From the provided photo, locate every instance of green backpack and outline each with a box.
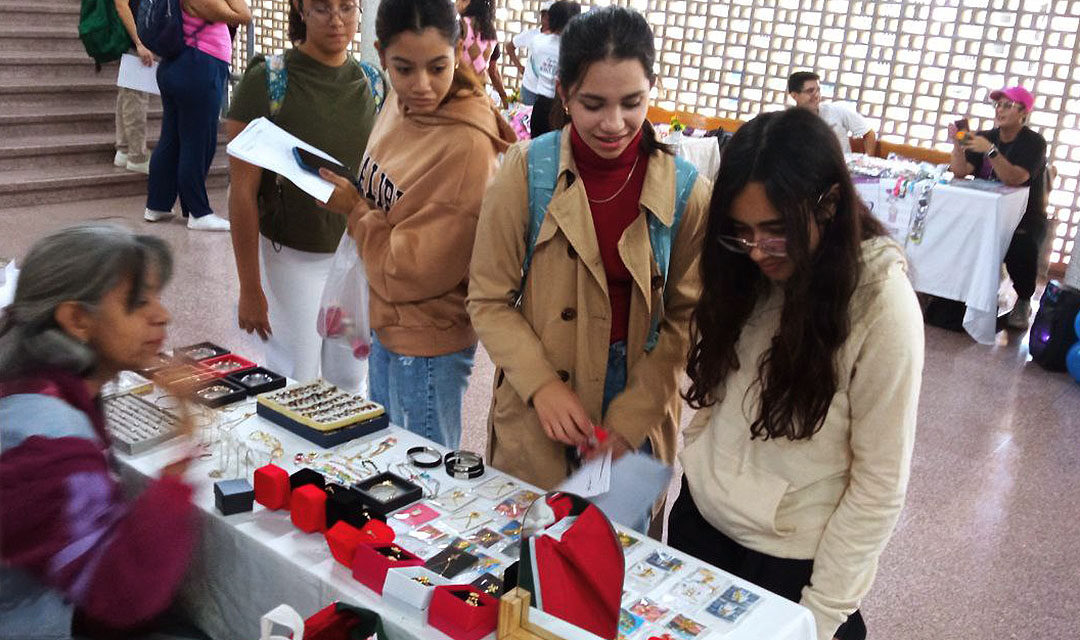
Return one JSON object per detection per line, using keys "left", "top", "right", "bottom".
{"left": 79, "top": 0, "right": 133, "bottom": 70}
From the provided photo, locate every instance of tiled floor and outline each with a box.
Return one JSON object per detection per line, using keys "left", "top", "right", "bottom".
{"left": 2, "top": 190, "right": 1078, "bottom": 639}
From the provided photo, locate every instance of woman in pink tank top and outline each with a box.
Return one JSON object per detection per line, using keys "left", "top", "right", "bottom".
{"left": 455, "top": 0, "right": 508, "bottom": 106}
{"left": 145, "top": 0, "right": 250, "bottom": 232}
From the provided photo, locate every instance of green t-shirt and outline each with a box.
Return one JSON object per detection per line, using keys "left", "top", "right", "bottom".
{"left": 228, "top": 48, "right": 378, "bottom": 253}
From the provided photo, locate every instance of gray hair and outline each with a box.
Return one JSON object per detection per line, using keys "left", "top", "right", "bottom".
{"left": 0, "top": 224, "right": 173, "bottom": 378}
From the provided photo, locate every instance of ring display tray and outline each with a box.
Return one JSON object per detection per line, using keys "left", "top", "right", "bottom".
{"left": 256, "top": 380, "right": 389, "bottom": 448}
{"left": 104, "top": 393, "right": 182, "bottom": 455}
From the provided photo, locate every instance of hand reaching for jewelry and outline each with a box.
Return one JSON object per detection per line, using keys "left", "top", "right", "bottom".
{"left": 531, "top": 379, "right": 594, "bottom": 447}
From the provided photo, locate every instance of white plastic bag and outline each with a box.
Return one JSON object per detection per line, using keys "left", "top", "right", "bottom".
{"left": 316, "top": 233, "right": 371, "bottom": 360}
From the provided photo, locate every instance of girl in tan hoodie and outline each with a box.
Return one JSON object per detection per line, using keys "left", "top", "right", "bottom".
{"left": 320, "top": 0, "right": 515, "bottom": 447}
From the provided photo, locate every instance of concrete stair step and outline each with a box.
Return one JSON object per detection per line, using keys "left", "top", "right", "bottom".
{"left": 0, "top": 26, "right": 84, "bottom": 53}
{"left": 0, "top": 2, "right": 81, "bottom": 30}
{"left": 0, "top": 161, "right": 229, "bottom": 209}
{"left": 0, "top": 77, "right": 132, "bottom": 109}
{"left": 0, "top": 52, "right": 109, "bottom": 81}
{"left": 0, "top": 104, "right": 164, "bottom": 139}
{"left": 0, "top": 129, "right": 228, "bottom": 172}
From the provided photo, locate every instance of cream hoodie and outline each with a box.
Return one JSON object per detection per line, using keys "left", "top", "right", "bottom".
{"left": 349, "top": 88, "right": 515, "bottom": 357}
{"left": 680, "top": 237, "right": 924, "bottom": 640}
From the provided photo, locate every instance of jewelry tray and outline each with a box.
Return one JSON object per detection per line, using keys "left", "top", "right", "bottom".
{"left": 255, "top": 380, "right": 389, "bottom": 448}
{"left": 104, "top": 393, "right": 182, "bottom": 455}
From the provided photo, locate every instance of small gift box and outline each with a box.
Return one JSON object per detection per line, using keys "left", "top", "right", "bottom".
{"left": 174, "top": 341, "right": 229, "bottom": 362}
{"left": 325, "top": 484, "right": 381, "bottom": 529}
{"left": 227, "top": 366, "right": 286, "bottom": 395}
{"left": 214, "top": 478, "right": 254, "bottom": 515}
{"left": 427, "top": 585, "right": 498, "bottom": 640}
{"left": 201, "top": 353, "right": 258, "bottom": 378}
{"left": 290, "top": 468, "right": 326, "bottom": 491}
{"left": 325, "top": 520, "right": 396, "bottom": 568}
{"left": 290, "top": 484, "right": 328, "bottom": 533}
{"left": 352, "top": 472, "right": 423, "bottom": 518}
{"left": 350, "top": 543, "right": 423, "bottom": 594}
{"left": 253, "top": 464, "right": 290, "bottom": 510}
{"left": 382, "top": 566, "right": 447, "bottom": 611}
{"left": 192, "top": 378, "right": 247, "bottom": 409}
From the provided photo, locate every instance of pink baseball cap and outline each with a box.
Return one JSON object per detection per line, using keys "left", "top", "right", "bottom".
{"left": 990, "top": 86, "right": 1034, "bottom": 111}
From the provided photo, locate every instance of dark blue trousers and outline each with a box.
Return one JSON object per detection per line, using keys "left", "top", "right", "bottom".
{"left": 147, "top": 47, "right": 228, "bottom": 218}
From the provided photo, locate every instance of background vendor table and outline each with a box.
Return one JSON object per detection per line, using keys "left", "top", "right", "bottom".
{"left": 115, "top": 392, "right": 815, "bottom": 640}
{"left": 855, "top": 177, "right": 1029, "bottom": 344}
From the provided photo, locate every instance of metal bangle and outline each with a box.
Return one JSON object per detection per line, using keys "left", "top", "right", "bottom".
{"left": 444, "top": 450, "right": 485, "bottom": 479}
{"left": 407, "top": 446, "right": 443, "bottom": 468}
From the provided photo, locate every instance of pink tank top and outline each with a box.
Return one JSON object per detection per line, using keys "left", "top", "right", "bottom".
{"left": 461, "top": 17, "right": 495, "bottom": 76}
{"left": 182, "top": 12, "right": 232, "bottom": 63}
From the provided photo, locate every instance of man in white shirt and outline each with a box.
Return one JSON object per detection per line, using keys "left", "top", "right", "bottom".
{"left": 788, "top": 71, "right": 877, "bottom": 156}
{"left": 507, "top": 1, "right": 552, "bottom": 105}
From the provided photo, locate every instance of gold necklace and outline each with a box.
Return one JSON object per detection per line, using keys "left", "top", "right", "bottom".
{"left": 587, "top": 154, "right": 641, "bottom": 204}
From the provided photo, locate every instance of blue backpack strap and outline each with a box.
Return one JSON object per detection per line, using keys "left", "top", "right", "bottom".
{"left": 644, "top": 155, "right": 698, "bottom": 351}
{"left": 265, "top": 53, "right": 287, "bottom": 119}
{"left": 517, "top": 130, "right": 562, "bottom": 306}
{"left": 358, "top": 60, "right": 387, "bottom": 113}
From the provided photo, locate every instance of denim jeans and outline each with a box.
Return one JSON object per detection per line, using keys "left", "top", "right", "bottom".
{"left": 520, "top": 86, "right": 538, "bottom": 105}
{"left": 147, "top": 46, "right": 228, "bottom": 218}
{"left": 601, "top": 341, "right": 655, "bottom": 534}
{"left": 368, "top": 334, "right": 476, "bottom": 448}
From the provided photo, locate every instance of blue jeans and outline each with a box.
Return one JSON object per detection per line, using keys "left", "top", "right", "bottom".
{"left": 147, "top": 47, "right": 228, "bottom": 218}
{"left": 602, "top": 340, "right": 655, "bottom": 534}
{"left": 520, "top": 86, "right": 538, "bottom": 106}
{"left": 368, "top": 334, "right": 476, "bottom": 448}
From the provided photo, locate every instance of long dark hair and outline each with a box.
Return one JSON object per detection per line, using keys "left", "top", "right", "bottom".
{"left": 684, "top": 108, "right": 886, "bottom": 440}
{"left": 376, "top": 0, "right": 478, "bottom": 96}
{"left": 289, "top": 0, "right": 306, "bottom": 43}
{"left": 460, "top": 0, "right": 496, "bottom": 41}
{"left": 551, "top": 6, "right": 670, "bottom": 156}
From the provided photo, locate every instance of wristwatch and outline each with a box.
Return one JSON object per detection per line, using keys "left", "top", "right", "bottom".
{"left": 986, "top": 145, "right": 999, "bottom": 159}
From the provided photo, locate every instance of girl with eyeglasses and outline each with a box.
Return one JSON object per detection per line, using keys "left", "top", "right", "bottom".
{"left": 227, "top": 0, "right": 381, "bottom": 388}
{"left": 670, "top": 108, "right": 924, "bottom": 640}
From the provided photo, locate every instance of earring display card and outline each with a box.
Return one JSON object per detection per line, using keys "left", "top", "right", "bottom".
{"left": 353, "top": 472, "right": 423, "bottom": 517}
{"left": 192, "top": 378, "right": 247, "bottom": 409}
{"left": 474, "top": 477, "right": 518, "bottom": 501}
{"left": 391, "top": 503, "right": 440, "bottom": 528}
{"left": 104, "top": 393, "right": 182, "bottom": 455}
{"left": 424, "top": 545, "right": 479, "bottom": 579}
{"left": 175, "top": 341, "right": 230, "bottom": 362}
{"left": 469, "top": 572, "right": 504, "bottom": 598}
{"left": 431, "top": 488, "right": 476, "bottom": 513}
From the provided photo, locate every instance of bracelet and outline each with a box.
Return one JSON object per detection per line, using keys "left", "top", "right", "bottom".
{"left": 987, "top": 145, "right": 999, "bottom": 159}
{"left": 444, "top": 450, "right": 485, "bottom": 479}
{"left": 406, "top": 446, "right": 443, "bottom": 469}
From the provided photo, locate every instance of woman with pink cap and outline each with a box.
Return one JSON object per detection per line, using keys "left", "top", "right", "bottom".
{"left": 948, "top": 85, "right": 1048, "bottom": 330}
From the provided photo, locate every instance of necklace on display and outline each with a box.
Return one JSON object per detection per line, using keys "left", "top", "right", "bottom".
{"left": 587, "top": 154, "right": 641, "bottom": 204}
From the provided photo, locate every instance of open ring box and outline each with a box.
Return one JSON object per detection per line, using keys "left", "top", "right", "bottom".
{"left": 350, "top": 543, "right": 424, "bottom": 594}
{"left": 382, "top": 566, "right": 448, "bottom": 612}
{"left": 202, "top": 353, "right": 258, "bottom": 378}
{"left": 352, "top": 472, "right": 423, "bottom": 518}
{"left": 427, "top": 585, "right": 499, "bottom": 640}
{"left": 175, "top": 341, "right": 230, "bottom": 363}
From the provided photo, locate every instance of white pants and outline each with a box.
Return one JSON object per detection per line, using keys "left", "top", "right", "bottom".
{"left": 258, "top": 235, "right": 366, "bottom": 392}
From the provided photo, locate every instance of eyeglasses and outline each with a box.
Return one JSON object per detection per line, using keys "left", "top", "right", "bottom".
{"left": 306, "top": 2, "right": 359, "bottom": 23}
{"left": 716, "top": 234, "right": 788, "bottom": 257}
{"left": 799, "top": 86, "right": 821, "bottom": 96}
{"left": 994, "top": 100, "right": 1018, "bottom": 111}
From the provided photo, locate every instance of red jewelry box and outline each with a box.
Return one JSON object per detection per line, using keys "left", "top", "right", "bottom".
{"left": 201, "top": 353, "right": 258, "bottom": 378}
{"left": 324, "top": 520, "right": 394, "bottom": 568}
{"left": 427, "top": 585, "right": 499, "bottom": 640}
{"left": 350, "top": 543, "right": 423, "bottom": 594}
{"left": 253, "top": 464, "right": 290, "bottom": 510}
{"left": 290, "top": 484, "right": 328, "bottom": 533}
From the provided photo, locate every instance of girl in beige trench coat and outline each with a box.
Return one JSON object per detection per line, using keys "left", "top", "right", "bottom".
{"left": 467, "top": 6, "right": 711, "bottom": 533}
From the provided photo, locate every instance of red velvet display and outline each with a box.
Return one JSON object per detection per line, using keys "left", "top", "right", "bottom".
{"left": 290, "top": 484, "right": 328, "bottom": 533}
{"left": 357, "top": 519, "right": 395, "bottom": 545}
{"left": 325, "top": 522, "right": 366, "bottom": 567}
{"left": 427, "top": 586, "right": 499, "bottom": 640}
{"left": 350, "top": 543, "right": 423, "bottom": 594}
{"left": 253, "top": 464, "right": 290, "bottom": 510}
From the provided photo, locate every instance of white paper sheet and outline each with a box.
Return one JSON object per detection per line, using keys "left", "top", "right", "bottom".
{"left": 587, "top": 452, "right": 672, "bottom": 528}
{"left": 116, "top": 53, "right": 160, "bottom": 95}
{"left": 225, "top": 117, "right": 342, "bottom": 203}
{"left": 557, "top": 450, "right": 611, "bottom": 498}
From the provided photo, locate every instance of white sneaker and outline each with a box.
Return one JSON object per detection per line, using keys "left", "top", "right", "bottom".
{"left": 114, "top": 150, "right": 128, "bottom": 167}
{"left": 144, "top": 207, "right": 174, "bottom": 222}
{"left": 186, "top": 213, "right": 230, "bottom": 232}
{"left": 1006, "top": 298, "right": 1031, "bottom": 329}
{"left": 125, "top": 158, "right": 150, "bottom": 174}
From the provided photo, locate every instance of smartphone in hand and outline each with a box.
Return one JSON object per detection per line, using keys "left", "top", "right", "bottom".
{"left": 953, "top": 118, "right": 971, "bottom": 143}
{"left": 293, "top": 147, "right": 352, "bottom": 179}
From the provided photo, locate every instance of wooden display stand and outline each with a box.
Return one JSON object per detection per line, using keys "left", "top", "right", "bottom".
{"left": 497, "top": 588, "right": 606, "bottom": 640}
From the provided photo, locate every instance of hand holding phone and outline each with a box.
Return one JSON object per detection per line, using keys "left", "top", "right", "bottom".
{"left": 293, "top": 147, "right": 352, "bottom": 180}
{"left": 952, "top": 118, "right": 971, "bottom": 144}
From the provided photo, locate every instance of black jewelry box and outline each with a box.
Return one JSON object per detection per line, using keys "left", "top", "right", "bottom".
{"left": 175, "top": 341, "right": 230, "bottom": 362}
{"left": 214, "top": 479, "right": 254, "bottom": 515}
{"left": 192, "top": 378, "right": 247, "bottom": 409}
{"left": 325, "top": 483, "right": 384, "bottom": 528}
{"left": 353, "top": 472, "right": 423, "bottom": 517}
{"left": 226, "top": 367, "right": 286, "bottom": 395}
{"left": 289, "top": 468, "right": 326, "bottom": 491}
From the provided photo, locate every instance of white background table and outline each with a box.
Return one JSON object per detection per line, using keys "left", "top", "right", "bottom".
{"left": 855, "top": 177, "right": 1029, "bottom": 344}
{"left": 116, "top": 392, "right": 815, "bottom": 640}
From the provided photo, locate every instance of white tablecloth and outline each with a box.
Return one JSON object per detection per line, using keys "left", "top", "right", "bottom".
{"left": 855, "top": 177, "right": 1029, "bottom": 344}
{"left": 116, "top": 394, "right": 814, "bottom": 640}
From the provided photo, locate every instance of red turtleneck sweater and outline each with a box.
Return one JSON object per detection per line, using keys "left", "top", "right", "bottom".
{"left": 570, "top": 125, "right": 647, "bottom": 344}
